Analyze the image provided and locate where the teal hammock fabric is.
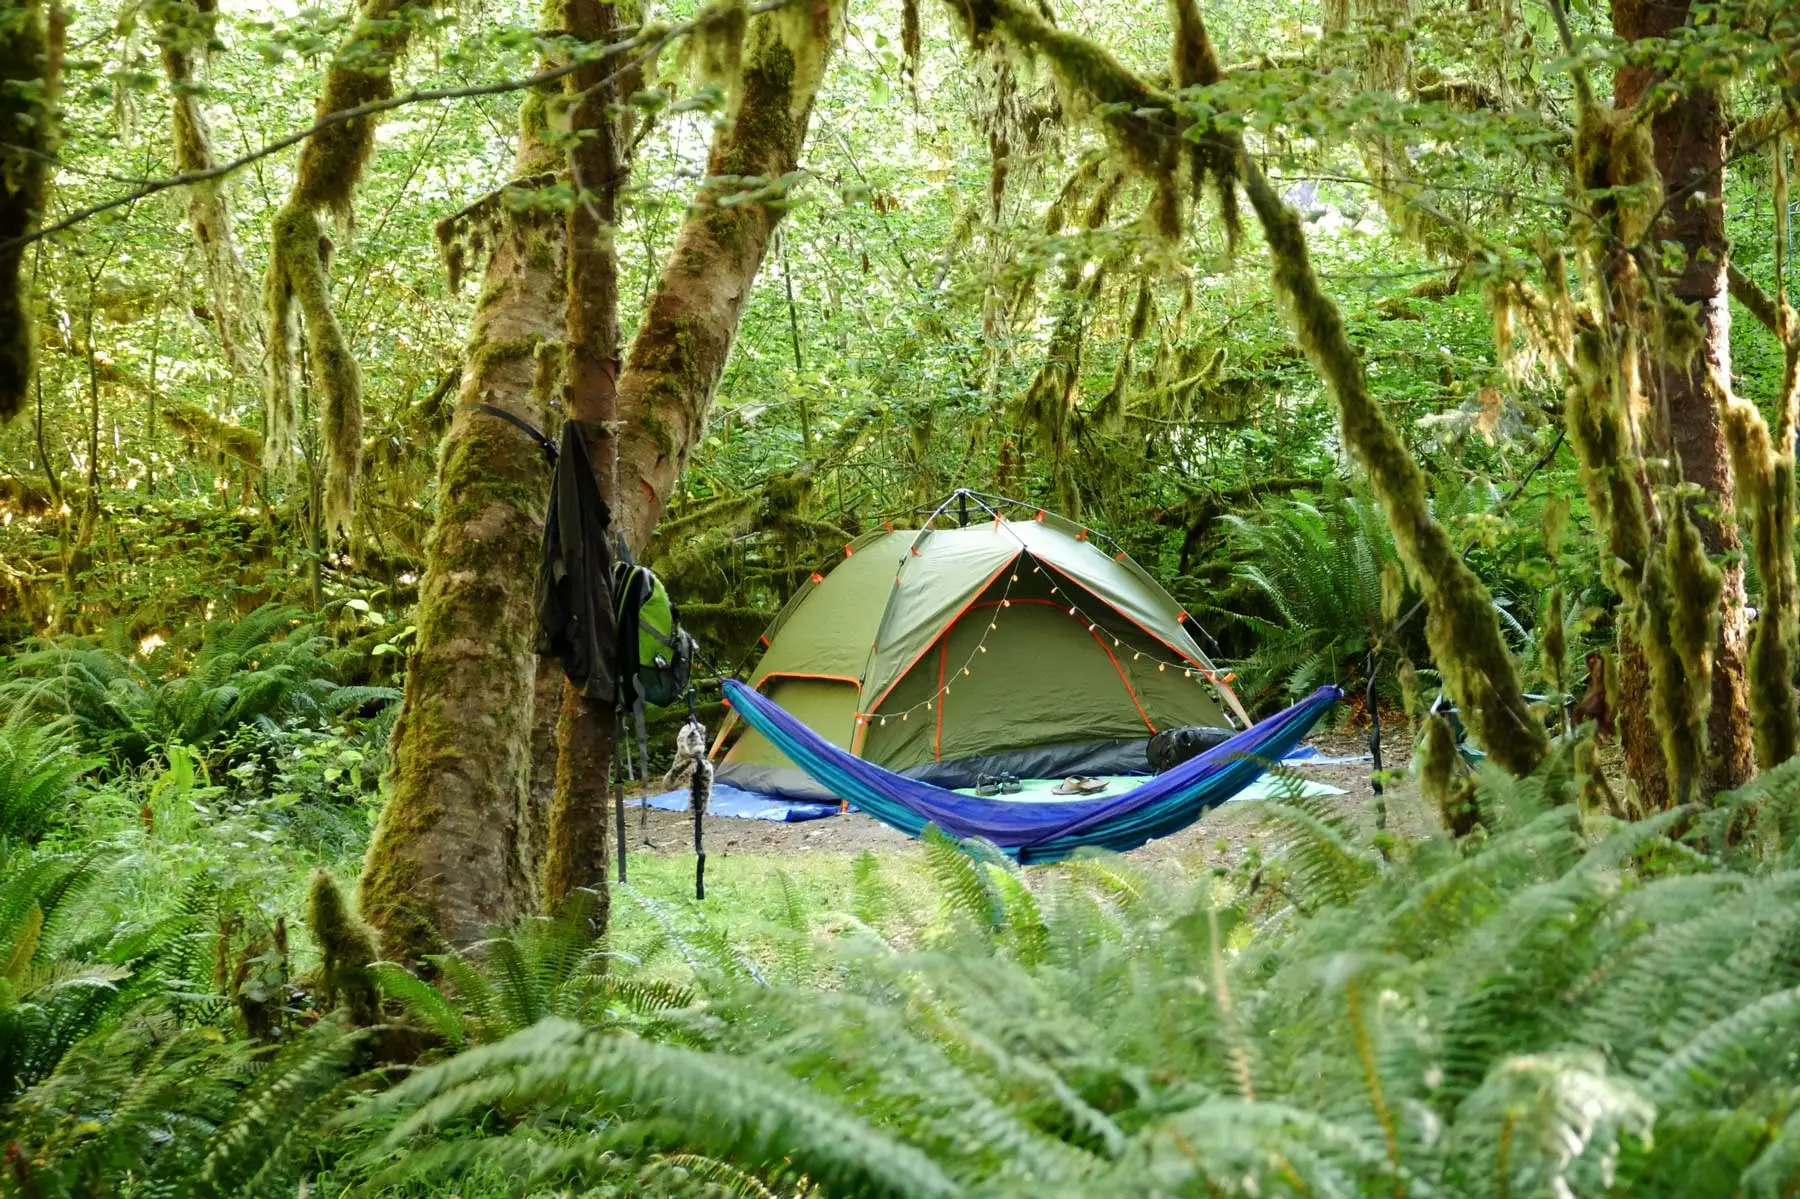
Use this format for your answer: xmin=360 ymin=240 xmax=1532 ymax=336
xmin=720 ymin=680 xmax=1343 ymax=863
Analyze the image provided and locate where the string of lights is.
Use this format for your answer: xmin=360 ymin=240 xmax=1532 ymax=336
xmin=848 ymin=549 xmax=1237 ymax=732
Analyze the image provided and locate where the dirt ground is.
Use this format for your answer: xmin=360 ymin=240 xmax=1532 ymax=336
xmin=633 ymin=716 xmax=1444 ymax=876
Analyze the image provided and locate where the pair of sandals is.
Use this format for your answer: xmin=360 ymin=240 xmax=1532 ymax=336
xmin=974 ymin=772 xmax=1022 ymax=796
xmin=1052 ymin=776 xmax=1109 ymax=796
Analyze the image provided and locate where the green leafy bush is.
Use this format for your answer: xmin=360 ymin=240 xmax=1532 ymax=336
xmin=4 ymin=604 xmax=395 ymax=767
xmin=0 ymin=711 xmax=95 ymax=847
xmin=1218 ymin=492 xmax=1403 ymax=700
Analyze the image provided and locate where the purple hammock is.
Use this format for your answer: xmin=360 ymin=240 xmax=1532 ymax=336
xmin=720 ymin=680 xmax=1343 ymax=863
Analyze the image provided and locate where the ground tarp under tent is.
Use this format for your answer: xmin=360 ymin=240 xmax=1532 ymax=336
xmin=712 ymin=497 xmax=1253 ymax=800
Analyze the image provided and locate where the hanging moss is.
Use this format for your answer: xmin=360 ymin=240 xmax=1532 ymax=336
xmin=271 ymin=205 xmax=363 ymax=541
xmin=259 ymin=0 xmax=433 ymax=513
xmin=1564 ymin=323 xmax=1651 ymax=595
xmin=155 ymin=0 xmax=258 ymax=379
xmin=1635 ymin=499 xmax=1721 ymax=806
xmin=307 ymin=869 xmax=380 ymax=1026
xmin=1240 ymin=165 xmax=1546 ymax=778
xmin=1722 ymin=382 xmax=1799 ymax=769
xmin=1418 ymin=711 xmax=1478 ymax=837
xmin=0 ymin=0 xmax=62 ymax=422
xmin=292 ymin=0 xmax=434 ymax=216
xmin=683 ymin=0 xmax=748 ymax=98
xmin=1167 ymin=0 xmax=1240 ymax=247
xmin=1540 ymin=584 xmax=1566 ymax=699
xmin=949 ymin=0 xmax=1181 ymax=238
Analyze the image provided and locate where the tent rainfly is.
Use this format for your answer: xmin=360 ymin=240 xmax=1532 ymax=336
xmin=714 ymin=505 xmax=1249 ymax=799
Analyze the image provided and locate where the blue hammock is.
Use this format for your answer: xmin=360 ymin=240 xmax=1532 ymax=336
xmin=720 ymin=680 xmax=1343 ymax=863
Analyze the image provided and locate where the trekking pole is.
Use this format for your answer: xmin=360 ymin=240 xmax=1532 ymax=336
xmin=613 ymin=705 xmax=629 ymax=884
xmin=689 ymin=688 xmax=705 ymax=900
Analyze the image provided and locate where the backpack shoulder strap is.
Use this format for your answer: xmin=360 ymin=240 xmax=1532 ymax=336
xmin=470 ymin=404 xmax=558 ymax=465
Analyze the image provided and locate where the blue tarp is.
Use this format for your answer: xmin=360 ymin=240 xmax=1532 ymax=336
xmin=639 ymin=783 xmax=839 ymax=823
xmin=1281 ymin=744 xmax=1373 ymax=766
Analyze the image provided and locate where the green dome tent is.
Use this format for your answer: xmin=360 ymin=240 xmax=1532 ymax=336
xmin=714 ymin=500 xmax=1250 ymax=799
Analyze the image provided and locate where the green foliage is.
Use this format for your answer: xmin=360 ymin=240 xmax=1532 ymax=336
xmin=316 ymin=759 xmax=1800 ymax=1197
xmin=0 ymin=711 xmax=95 ymax=847
xmin=4 ymin=604 xmax=375 ymax=766
xmin=1219 ymin=492 xmax=1401 ymax=700
xmin=12 ymin=695 xmax=1800 ymax=1196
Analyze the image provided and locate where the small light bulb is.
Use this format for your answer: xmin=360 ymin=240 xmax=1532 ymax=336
xmin=926 ymin=700 xmax=933 ymax=711
xmin=979 ymin=645 xmax=987 ymax=652
xmin=944 ymin=685 xmax=951 ymax=695
xmin=1003 ymin=600 xmax=1011 ymax=608
xmin=1011 ymin=575 xmax=1019 ymax=583
xmin=1087 ymin=623 xmax=1096 ymax=632
xmin=902 ymin=712 xmax=909 ymax=721
xmin=1158 ymin=663 xmax=1166 ymax=672
xmin=1134 ymin=652 xmax=1141 ymax=661
xmin=989 ymin=622 xmax=997 ymax=630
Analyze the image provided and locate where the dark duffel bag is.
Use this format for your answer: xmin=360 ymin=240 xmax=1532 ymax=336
xmin=1148 ymin=725 xmax=1235 ymax=773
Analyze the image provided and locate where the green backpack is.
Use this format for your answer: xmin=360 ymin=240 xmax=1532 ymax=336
xmin=613 ymin=560 xmax=694 ymax=710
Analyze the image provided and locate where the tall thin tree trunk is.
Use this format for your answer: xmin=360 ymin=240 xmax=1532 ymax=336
xmin=0 ymin=0 xmax=62 ymax=423
xmin=359 ymin=90 xmax=565 ymax=963
xmin=543 ymin=0 xmax=631 ymax=913
xmin=1613 ymin=0 xmax=1753 ymax=804
xmin=614 ymin=0 xmax=847 ymax=552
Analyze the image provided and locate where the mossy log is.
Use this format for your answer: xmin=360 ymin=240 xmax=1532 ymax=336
xmin=161 ymin=402 xmax=263 ymax=469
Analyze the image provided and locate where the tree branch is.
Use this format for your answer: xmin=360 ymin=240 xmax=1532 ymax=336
xmin=0 ymin=0 xmax=799 ymax=254
xmin=1729 ymin=262 xmax=1783 ymax=335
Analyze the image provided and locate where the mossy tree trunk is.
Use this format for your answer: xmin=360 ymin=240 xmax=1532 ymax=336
xmin=1723 ymin=258 xmax=1800 ymax=771
xmin=542 ymin=0 xmax=635 ymax=914
xmin=0 ymin=0 xmax=62 ymax=423
xmin=359 ymin=92 xmax=566 ymax=963
xmin=262 ymin=0 xmax=432 ymax=530
xmin=1612 ymin=0 xmax=1753 ymax=804
xmin=613 ymin=0 xmax=847 ymax=552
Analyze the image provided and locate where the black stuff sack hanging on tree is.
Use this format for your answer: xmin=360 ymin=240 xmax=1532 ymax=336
xmin=534 ymin=418 xmax=619 ymax=703
xmin=528 ymin=417 xmax=635 ymax=885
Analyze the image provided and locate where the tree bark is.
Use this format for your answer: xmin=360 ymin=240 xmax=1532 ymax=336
xmin=613 ymin=0 xmax=846 ymax=552
xmin=524 ymin=655 xmax=564 ymax=881
xmin=0 ymin=0 xmax=62 ymax=423
xmin=543 ymin=0 xmax=631 ymax=912
xmin=1613 ymin=0 xmax=1753 ymax=803
xmin=359 ymin=90 xmax=565 ymax=963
